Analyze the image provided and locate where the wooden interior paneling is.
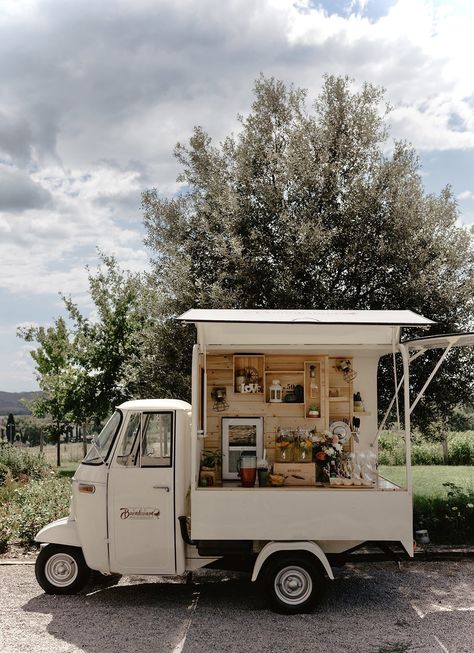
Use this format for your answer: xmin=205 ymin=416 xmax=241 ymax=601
xmin=204 ymin=353 xmax=354 ymax=468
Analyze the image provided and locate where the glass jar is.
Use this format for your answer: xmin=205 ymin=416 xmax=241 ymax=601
xmin=294 ymin=442 xmax=312 ymax=462
xmin=293 ymin=430 xmax=312 ymax=463
xmin=275 ymin=428 xmax=294 ymax=462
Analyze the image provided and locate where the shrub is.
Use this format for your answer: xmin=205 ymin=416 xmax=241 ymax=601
xmin=378 ymin=433 xmax=405 ymax=466
xmin=414 ymin=481 xmax=474 ymax=544
xmin=448 ymin=432 xmax=474 ymax=465
xmin=411 ymin=440 xmax=443 ymax=466
xmin=0 ymin=522 xmax=9 ymax=553
xmin=378 ymin=431 xmax=474 ymax=466
xmin=0 ymin=443 xmax=53 ymax=481
xmin=2 ymin=476 xmax=72 ymax=546
xmin=0 ymin=461 xmax=10 ymax=486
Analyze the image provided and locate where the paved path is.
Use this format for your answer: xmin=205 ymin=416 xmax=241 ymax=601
xmin=0 ymin=561 xmax=473 ymax=653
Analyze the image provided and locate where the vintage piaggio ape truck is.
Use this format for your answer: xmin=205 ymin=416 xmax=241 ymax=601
xmin=34 ymin=310 xmax=473 ymax=613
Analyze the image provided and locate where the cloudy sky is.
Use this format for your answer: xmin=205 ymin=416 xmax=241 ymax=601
xmin=1 ymin=0 xmax=473 ymax=391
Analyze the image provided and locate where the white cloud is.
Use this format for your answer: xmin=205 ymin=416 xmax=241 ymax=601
xmin=0 ymin=162 xmax=148 ymax=295
xmin=1 ymin=0 xmax=474 ymax=388
xmin=458 ymin=190 xmax=474 ymax=201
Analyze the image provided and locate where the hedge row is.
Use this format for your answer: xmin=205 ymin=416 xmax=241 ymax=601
xmin=378 ymin=432 xmax=474 ymax=466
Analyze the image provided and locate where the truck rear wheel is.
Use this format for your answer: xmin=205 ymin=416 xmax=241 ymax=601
xmin=35 ymin=544 xmax=91 ymax=595
xmin=264 ymin=553 xmax=321 ymax=614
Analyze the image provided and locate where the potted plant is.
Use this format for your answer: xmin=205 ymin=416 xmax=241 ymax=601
xmin=199 ymin=449 xmax=223 ymax=487
xmin=308 ymin=404 xmax=319 ymax=417
xmin=200 ymin=449 xmax=223 ymax=470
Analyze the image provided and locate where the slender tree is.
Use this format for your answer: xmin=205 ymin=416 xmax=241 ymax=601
xmin=18 ymin=254 xmax=151 ymax=453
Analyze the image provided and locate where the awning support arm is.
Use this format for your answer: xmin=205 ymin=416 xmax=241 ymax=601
xmin=399 ymin=343 xmax=412 ymax=492
xmin=409 ymin=344 xmax=453 ymax=415
xmin=370 ymin=348 xmax=426 ymax=447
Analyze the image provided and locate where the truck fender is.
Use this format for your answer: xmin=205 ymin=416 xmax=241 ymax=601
xmin=35 ymin=517 xmax=81 ymax=548
xmin=251 ymin=541 xmax=334 ymax=582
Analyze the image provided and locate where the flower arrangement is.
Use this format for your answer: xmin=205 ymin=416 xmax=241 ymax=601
xmin=312 ymin=430 xmax=343 ymax=463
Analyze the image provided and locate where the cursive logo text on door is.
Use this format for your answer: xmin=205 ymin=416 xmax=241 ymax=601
xmin=120 ymin=507 xmax=160 ymax=520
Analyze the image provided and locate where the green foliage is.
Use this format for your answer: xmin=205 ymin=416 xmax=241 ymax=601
xmin=201 ymin=449 xmax=223 ymax=468
xmin=0 ymin=443 xmax=53 ymax=482
xmin=414 ymin=482 xmax=474 ymax=544
xmin=378 ymin=431 xmax=474 ymax=465
xmin=448 ymin=404 xmax=474 ymax=432
xmin=448 ymin=432 xmax=474 ymax=465
xmin=142 ymin=74 xmax=474 ymax=408
xmin=0 ymin=461 xmax=9 ymax=486
xmin=14 ymin=416 xmax=47 ymax=446
xmin=18 ymin=253 xmax=152 ymax=429
xmin=0 ymin=477 xmax=71 ymax=546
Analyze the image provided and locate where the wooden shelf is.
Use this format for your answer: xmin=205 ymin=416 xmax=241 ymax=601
xmin=265 ymin=370 xmax=304 ymax=374
xmin=329 ymin=397 xmax=349 ymax=403
xmin=265 ymin=401 xmax=304 ymax=405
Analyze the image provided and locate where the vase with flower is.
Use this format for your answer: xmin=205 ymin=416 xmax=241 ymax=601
xmin=275 ymin=428 xmax=294 ymax=462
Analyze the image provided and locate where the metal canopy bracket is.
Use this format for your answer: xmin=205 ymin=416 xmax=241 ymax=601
xmin=373 ymin=332 xmax=473 ymax=444
xmin=409 ymin=344 xmax=453 ymax=414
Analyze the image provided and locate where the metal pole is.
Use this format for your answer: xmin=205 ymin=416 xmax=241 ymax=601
xmin=409 ymin=344 xmax=453 ymax=414
xmin=399 ymin=343 xmax=412 ymax=493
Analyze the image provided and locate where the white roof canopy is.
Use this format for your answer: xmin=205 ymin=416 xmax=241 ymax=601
xmin=178 ymin=309 xmax=434 ymax=351
xmin=179 ymin=309 xmax=434 ymax=326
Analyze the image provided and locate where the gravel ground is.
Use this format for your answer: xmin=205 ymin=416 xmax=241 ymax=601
xmin=0 ymin=560 xmax=473 ymax=653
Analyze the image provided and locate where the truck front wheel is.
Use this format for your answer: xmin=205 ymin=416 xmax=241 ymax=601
xmin=35 ymin=544 xmax=91 ymax=595
xmin=264 ymin=554 xmax=321 ymax=614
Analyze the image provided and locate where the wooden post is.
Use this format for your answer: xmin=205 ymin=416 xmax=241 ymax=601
xmin=56 ymin=420 xmax=61 ymax=468
xmin=39 ymin=429 xmax=44 ymax=454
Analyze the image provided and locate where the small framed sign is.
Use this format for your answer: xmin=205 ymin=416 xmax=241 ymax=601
xmin=221 ymin=416 xmax=263 ymax=480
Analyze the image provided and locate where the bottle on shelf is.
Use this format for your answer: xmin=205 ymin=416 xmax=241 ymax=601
xmin=309 ymin=365 xmax=318 ymax=399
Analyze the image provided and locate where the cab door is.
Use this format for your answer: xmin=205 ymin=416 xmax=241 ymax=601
xmin=107 ymin=411 xmax=176 ymax=575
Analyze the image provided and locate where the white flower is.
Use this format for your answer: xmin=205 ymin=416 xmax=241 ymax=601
xmin=451 ymin=506 xmax=459 ymax=511
xmin=326 ymin=447 xmax=335 ymax=456
xmin=466 ymin=503 xmax=473 ymax=509
xmin=334 ymin=443 xmax=342 ymax=452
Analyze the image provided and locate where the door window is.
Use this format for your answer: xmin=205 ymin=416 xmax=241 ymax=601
xmin=116 ymin=412 xmax=141 ymax=466
xmin=141 ymin=412 xmax=173 ymax=467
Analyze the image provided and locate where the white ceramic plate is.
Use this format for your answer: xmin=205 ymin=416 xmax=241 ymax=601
xmin=330 ymin=420 xmax=351 ymax=444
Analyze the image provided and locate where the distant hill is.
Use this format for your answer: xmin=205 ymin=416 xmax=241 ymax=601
xmin=0 ymin=391 xmax=42 ymax=416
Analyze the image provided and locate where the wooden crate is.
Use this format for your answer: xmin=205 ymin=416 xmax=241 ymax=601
xmin=273 ymin=462 xmax=316 ymax=486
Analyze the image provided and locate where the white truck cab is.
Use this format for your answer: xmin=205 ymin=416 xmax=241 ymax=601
xmin=34 ymin=310 xmax=474 ymax=613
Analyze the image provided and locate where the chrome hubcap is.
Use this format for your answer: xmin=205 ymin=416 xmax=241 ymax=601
xmin=274 ymin=566 xmax=312 ymax=605
xmin=45 ymin=553 xmax=78 ymax=587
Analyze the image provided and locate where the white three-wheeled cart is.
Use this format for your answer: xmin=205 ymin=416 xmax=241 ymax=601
xmin=34 ymin=310 xmax=473 ymax=613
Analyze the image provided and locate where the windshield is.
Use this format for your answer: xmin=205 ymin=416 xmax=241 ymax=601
xmin=82 ymin=410 xmax=122 ymax=465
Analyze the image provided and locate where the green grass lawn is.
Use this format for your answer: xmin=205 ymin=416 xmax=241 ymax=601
xmin=379 ymin=465 xmax=474 ymax=498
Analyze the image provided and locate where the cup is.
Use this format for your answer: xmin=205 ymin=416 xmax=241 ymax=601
xmin=258 ymin=468 xmax=269 ymax=487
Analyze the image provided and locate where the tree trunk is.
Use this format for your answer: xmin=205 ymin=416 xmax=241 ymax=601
xmin=82 ymin=423 xmax=88 ymax=458
xmin=39 ymin=429 xmax=44 ymax=454
xmin=441 ymin=432 xmax=449 ymax=464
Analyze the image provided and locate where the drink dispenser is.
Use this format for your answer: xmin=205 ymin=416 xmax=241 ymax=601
xmin=237 ymin=452 xmax=257 ymax=487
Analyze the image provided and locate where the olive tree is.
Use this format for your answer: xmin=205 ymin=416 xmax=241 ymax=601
xmin=141 ymin=74 xmax=474 ymax=425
